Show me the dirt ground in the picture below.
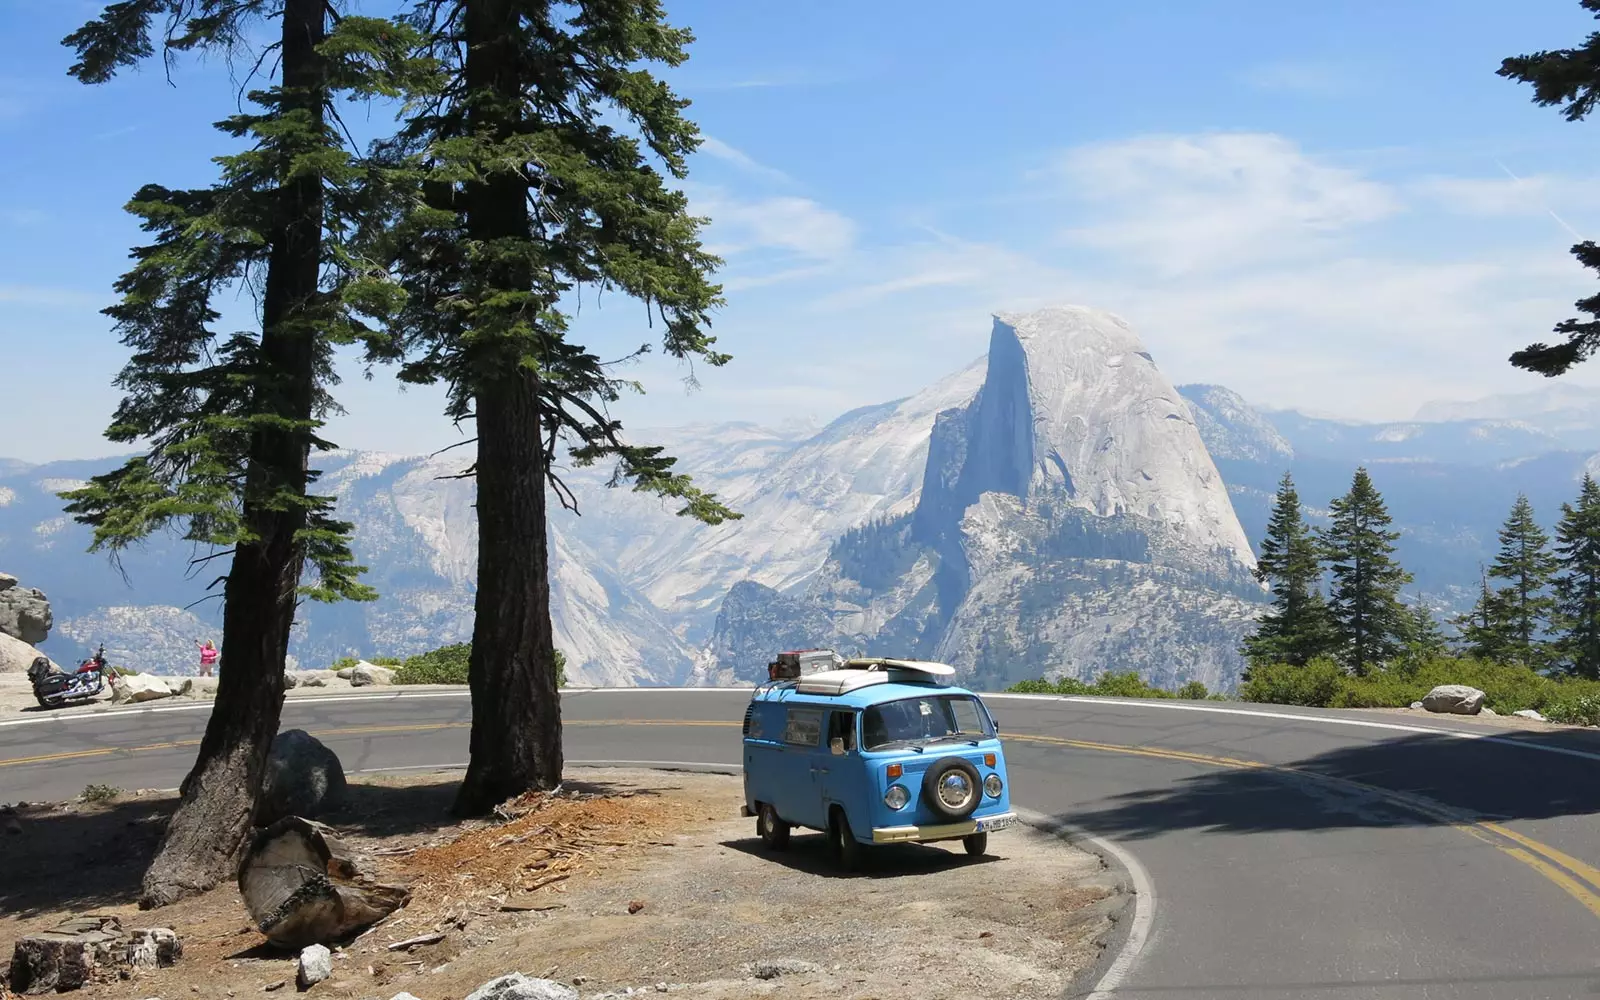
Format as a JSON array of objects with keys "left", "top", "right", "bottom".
[{"left": 0, "top": 768, "right": 1123, "bottom": 1000}]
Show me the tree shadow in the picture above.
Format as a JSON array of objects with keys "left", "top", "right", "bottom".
[
  {"left": 0, "top": 776, "right": 660, "bottom": 922},
  {"left": 721, "top": 831, "right": 999, "bottom": 880},
  {"left": 1056, "top": 727, "right": 1600, "bottom": 842}
]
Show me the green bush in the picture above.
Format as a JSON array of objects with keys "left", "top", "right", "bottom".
[
  {"left": 1238, "top": 658, "right": 1346, "bottom": 707},
  {"left": 1005, "top": 671, "right": 1183, "bottom": 699},
  {"left": 1092, "top": 671, "right": 1175, "bottom": 698},
  {"left": 330, "top": 655, "right": 403, "bottom": 672},
  {"left": 1176, "top": 680, "right": 1211, "bottom": 700},
  {"left": 1543, "top": 691, "right": 1600, "bottom": 726},
  {"left": 1006, "top": 678, "right": 1058, "bottom": 694},
  {"left": 81, "top": 783, "right": 120, "bottom": 803},
  {"left": 393, "top": 643, "right": 567, "bottom": 687}
]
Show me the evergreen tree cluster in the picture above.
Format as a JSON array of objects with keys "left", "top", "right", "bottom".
[{"left": 1246, "top": 468, "right": 1600, "bottom": 680}]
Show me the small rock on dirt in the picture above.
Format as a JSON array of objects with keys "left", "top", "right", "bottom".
[
  {"left": 259, "top": 729, "right": 347, "bottom": 824},
  {"left": 1513, "top": 709, "right": 1546, "bottom": 721},
  {"left": 744, "top": 958, "right": 822, "bottom": 980},
  {"left": 1481, "top": 707, "right": 1498, "bottom": 717},
  {"left": 1409, "top": 701, "right": 1423, "bottom": 710},
  {"left": 1421, "top": 684, "right": 1485, "bottom": 715},
  {"left": 626, "top": 899, "right": 645, "bottom": 914},
  {"left": 126, "top": 928, "right": 182, "bottom": 969},
  {"left": 263, "top": 979, "right": 286, "bottom": 992},
  {"left": 298, "top": 944, "right": 332, "bottom": 988},
  {"left": 463, "top": 973, "right": 579, "bottom": 1000}
]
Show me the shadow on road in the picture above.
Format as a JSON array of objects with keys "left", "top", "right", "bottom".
[{"left": 1032, "top": 727, "right": 1600, "bottom": 841}]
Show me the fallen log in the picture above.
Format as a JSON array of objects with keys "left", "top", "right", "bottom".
[{"left": 239, "top": 816, "right": 410, "bottom": 950}]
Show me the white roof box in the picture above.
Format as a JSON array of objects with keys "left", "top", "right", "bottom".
[{"left": 795, "top": 669, "right": 889, "bottom": 696}]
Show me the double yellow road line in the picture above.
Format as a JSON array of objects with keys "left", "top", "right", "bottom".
[
  {"left": 5, "top": 717, "right": 1598, "bottom": 921},
  {"left": 1011, "top": 731, "right": 1600, "bottom": 920}
]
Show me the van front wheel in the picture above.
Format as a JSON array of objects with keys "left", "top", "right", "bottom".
[
  {"left": 828, "top": 807, "right": 865, "bottom": 872},
  {"left": 757, "top": 803, "right": 790, "bottom": 850},
  {"left": 963, "top": 832, "right": 988, "bottom": 856}
]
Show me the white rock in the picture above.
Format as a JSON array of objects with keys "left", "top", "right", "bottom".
[
  {"left": 388, "top": 994, "right": 425, "bottom": 1000},
  {"left": 335, "top": 666, "right": 357, "bottom": 680},
  {"left": 745, "top": 958, "right": 823, "bottom": 980},
  {"left": 0, "top": 631, "right": 54, "bottom": 675},
  {"left": 176, "top": 677, "right": 218, "bottom": 698},
  {"left": 298, "top": 944, "right": 332, "bottom": 987},
  {"left": 1481, "top": 707, "right": 1498, "bottom": 717},
  {"left": 1421, "top": 684, "right": 1485, "bottom": 715},
  {"left": 282, "top": 671, "right": 299, "bottom": 690},
  {"left": 1409, "top": 701, "right": 1424, "bottom": 710},
  {"left": 111, "top": 673, "right": 173, "bottom": 704},
  {"left": 464, "top": 973, "right": 579, "bottom": 1000},
  {"left": 349, "top": 663, "right": 394, "bottom": 687},
  {"left": 1513, "top": 709, "right": 1546, "bottom": 721}
]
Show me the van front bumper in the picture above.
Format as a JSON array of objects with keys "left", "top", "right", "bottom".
[{"left": 871, "top": 811, "right": 1018, "bottom": 844}]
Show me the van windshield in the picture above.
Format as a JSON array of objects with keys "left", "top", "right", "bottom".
[{"left": 862, "top": 694, "right": 994, "bottom": 751}]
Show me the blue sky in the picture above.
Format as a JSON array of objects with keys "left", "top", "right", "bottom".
[{"left": 5, "top": 0, "right": 1600, "bottom": 462}]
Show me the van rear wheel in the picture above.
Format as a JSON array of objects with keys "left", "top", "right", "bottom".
[
  {"left": 963, "top": 832, "right": 988, "bottom": 856},
  {"left": 757, "top": 803, "right": 790, "bottom": 850}
]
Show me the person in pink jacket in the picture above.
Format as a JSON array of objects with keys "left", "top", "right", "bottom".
[{"left": 196, "top": 639, "right": 219, "bottom": 677}]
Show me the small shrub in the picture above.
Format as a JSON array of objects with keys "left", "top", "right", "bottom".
[
  {"left": 81, "top": 783, "right": 120, "bottom": 803},
  {"left": 1092, "top": 671, "right": 1175, "bottom": 699},
  {"left": 1175, "top": 680, "right": 1210, "bottom": 701},
  {"left": 1544, "top": 691, "right": 1600, "bottom": 727},
  {"left": 1238, "top": 658, "right": 1345, "bottom": 707},
  {"left": 1006, "top": 678, "right": 1057, "bottom": 694},
  {"left": 393, "top": 644, "right": 567, "bottom": 687}
]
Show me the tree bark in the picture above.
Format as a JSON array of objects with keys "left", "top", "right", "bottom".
[
  {"left": 239, "top": 817, "right": 410, "bottom": 949},
  {"left": 140, "top": 0, "right": 327, "bottom": 907},
  {"left": 451, "top": 0, "right": 564, "bottom": 815}
]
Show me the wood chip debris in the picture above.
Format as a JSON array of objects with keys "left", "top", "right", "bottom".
[{"left": 386, "top": 932, "right": 446, "bottom": 951}]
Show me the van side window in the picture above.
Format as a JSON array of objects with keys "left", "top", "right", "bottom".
[
  {"left": 828, "top": 710, "right": 857, "bottom": 752},
  {"left": 783, "top": 708, "right": 823, "bottom": 746}
]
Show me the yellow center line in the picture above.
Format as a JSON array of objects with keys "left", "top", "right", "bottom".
[{"left": 1012, "top": 731, "right": 1600, "bottom": 921}]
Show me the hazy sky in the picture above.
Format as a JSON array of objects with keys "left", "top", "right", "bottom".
[{"left": 6, "top": 0, "right": 1600, "bottom": 462}]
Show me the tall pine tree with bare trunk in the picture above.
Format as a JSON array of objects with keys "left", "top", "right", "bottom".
[
  {"left": 60, "top": 1, "right": 431, "bottom": 906},
  {"left": 380, "top": 0, "right": 736, "bottom": 815}
]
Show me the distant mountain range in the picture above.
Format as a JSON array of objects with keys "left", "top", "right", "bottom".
[{"left": 4, "top": 306, "right": 1598, "bottom": 690}]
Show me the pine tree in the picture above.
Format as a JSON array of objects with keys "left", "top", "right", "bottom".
[
  {"left": 1404, "top": 598, "right": 1447, "bottom": 664},
  {"left": 58, "top": 1, "right": 432, "bottom": 906},
  {"left": 1321, "top": 468, "right": 1413, "bottom": 675},
  {"left": 1241, "top": 473, "right": 1337, "bottom": 667},
  {"left": 1487, "top": 493, "right": 1558, "bottom": 667},
  {"left": 380, "top": 0, "right": 735, "bottom": 814},
  {"left": 1498, "top": 2, "right": 1600, "bottom": 375},
  {"left": 1452, "top": 569, "right": 1513, "bottom": 662},
  {"left": 1554, "top": 474, "right": 1600, "bottom": 677}
]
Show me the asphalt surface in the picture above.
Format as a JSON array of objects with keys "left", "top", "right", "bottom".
[{"left": 3, "top": 688, "right": 1600, "bottom": 999}]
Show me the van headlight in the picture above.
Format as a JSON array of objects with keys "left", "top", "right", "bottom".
[
  {"left": 984, "top": 774, "right": 1003, "bottom": 798},
  {"left": 884, "top": 784, "right": 910, "bottom": 810}
]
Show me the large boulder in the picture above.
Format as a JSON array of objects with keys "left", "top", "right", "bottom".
[
  {"left": 289, "top": 669, "right": 336, "bottom": 688},
  {"left": 465, "top": 974, "right": 579, "bottom": 1000},
  {"left": 1421, "top": 684, "right": 1486, "bottom": 715},
  {"left": 176, "top": 677, "right": 219, "bottom": 698},
  {"left": 0, "top": 572, "right": 51, "bottom": 645},
  {"left": 110, "top": 673, "right": 174, "bottom": 704},
  {"left": 349, "top": 662, "right": 394, "bottom": 687},
  {"left": 259, "top": 729, "right": 346, "bottom": 824},
  {"left": 0, "top": 631, "right": 54, "bottom": 675}
]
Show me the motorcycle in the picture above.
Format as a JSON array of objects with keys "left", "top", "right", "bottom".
[{"left": 27, "top": 644, "right": 112, "bottom": 709}]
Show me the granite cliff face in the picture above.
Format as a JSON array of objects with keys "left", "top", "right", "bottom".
[{"left": 706, "top": 308, "right": 1266, "bottom": 691}]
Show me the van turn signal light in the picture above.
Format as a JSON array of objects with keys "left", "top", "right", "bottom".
[
  {"left": 886, "top": 763, "right": 903, "bottom": 779},
  {"left": 984, "top": 753, "right": 996, "bottom": 767}
]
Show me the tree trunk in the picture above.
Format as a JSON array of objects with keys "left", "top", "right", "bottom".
[
  {"left": 452, "top": 0, "right": 564, "bottom": 816},
  {"left": 239, "top": 817, "right": 410, "bottom": 949},
  {"left": 140, "top": 0, "right": 327, "bottom": 908}
]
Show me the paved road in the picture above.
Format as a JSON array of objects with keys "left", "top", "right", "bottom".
[{"left": 3, "top": 689, "right": 1600, "bottom": 999}]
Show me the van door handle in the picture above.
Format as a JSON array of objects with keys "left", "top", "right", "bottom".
[{"left": 811, "top": 766, "right": 829, "bottom": 775}]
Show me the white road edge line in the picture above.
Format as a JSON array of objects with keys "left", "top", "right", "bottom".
[{"left": 987, "top": 694, "right": 1600, "bottom": 765}]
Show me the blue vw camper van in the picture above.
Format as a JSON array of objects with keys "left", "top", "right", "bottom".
[{"left": 741, "top": 654, "right": 1015, "bottom": 869}]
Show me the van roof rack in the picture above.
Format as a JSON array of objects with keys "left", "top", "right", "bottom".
[{"left": 792, "top": 657, "right": 956, "bottom": 696}]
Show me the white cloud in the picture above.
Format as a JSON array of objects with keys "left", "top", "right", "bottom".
[
  {"left": 1413, "top": 173, "right": 1596, "bottom": 238},
  {"left": 696, "top": 136, "right": 794, "bottom": 186},
  {"left": 1048, "top": 132, "right": 1400, "bottom": 276},
  {"left": 691, "top": 189, "right": 856, "bottom": 262}
]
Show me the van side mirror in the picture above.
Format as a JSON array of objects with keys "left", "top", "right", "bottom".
[
  {"left": 992, "top": 720, "right": 1001, "bottom": 734},
  {"left": 829, "top": 737, "right": 846, "bottom": 756}
]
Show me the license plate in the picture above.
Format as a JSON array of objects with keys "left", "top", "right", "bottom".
[{"left": 978, "top": 814, "right": 1016, "bottom": 833}]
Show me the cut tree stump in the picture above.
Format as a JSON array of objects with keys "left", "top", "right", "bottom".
[
  {"left": 9, "top": 916, "right": 125, "bottom": 994},
  {"left": 239, "top": 816, "right": 411, "bottom": 950}
]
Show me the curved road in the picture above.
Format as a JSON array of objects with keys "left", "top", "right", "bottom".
[{"left": 4, "top": 689, "right": 1600, "bottom": 999}]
